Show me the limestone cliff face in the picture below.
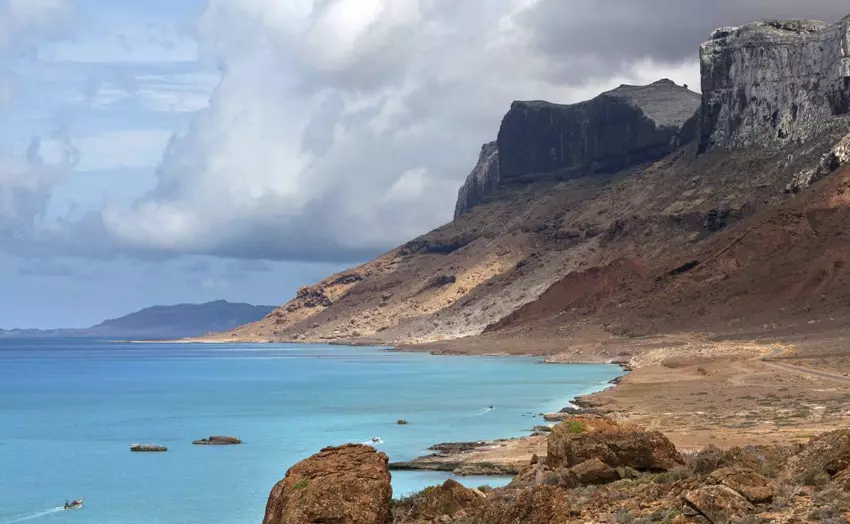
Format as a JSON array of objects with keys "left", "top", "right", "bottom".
[
  {"left": 699, "top": 16, "right": 850, "bottom": 152},
  {"left": 497, "top": 80, "right": 701, "bottom": 182},
  {"left": 454, "top": 142, "right": 499, "bottom": 218}
]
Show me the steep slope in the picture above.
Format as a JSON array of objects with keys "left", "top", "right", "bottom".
[{"left": 220, "top": 13, "right": 850, "bottom": 348}]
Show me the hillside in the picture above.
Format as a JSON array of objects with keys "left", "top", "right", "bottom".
[
  {"left": 1, "top": 300, "right": 275, "bottom": 339},
  {"left": 215, "top": 14, "right": 850, "bottom": 355}
]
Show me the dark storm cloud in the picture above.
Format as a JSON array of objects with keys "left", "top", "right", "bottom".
[{"left": 522, "top": 0, "right": 850, "bottom": 81}]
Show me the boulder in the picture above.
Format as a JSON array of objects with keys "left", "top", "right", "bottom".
[
  {"left": 408, "top": 479, "right": 485, "bottom": 521},
  {"left": 130, "top": 444, "right": 167, "bottom": 452},
  {"left": 699, "top": 15, "right": 850, "bottom": 152},
  {"left": 546, "top": 417, "right": 682, "bottom": 471},
  {"left": 682, "top": 485, "right": 754, "bottom": 524},
  {"left": 192, "top": 435, "right": 242, "bottom": 445},
  {"left": 785, "top": 429, "right": 850, "bottom": 480},
  {"left": 707, "top": 467, "right": 774, "bottom": 504},
  {"left": 397, "top": 419, "right": 409, "bottom": 425},
  {"left": 262, "top": 444, "right": 391, "bottom": 524},
  {"left": 569, "top": 458, "right": 619, "bottom": 486}
]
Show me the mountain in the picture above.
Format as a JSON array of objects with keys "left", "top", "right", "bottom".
[
  {"left": 1, "top": 300, "right": 276, "bottom": 340},
  {"left": 213, "top": 14, "right": 850, "bottom": 352}
]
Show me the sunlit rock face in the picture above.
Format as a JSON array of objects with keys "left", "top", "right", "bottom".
[{"left": 699, "top": 16, "right": 850, "bottom": 152}]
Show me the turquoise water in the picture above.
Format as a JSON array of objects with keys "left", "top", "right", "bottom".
[{"left": 0, "top": 339, "right": 620, "bottom": 524}]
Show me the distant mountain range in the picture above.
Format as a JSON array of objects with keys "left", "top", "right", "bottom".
[{"left": 0, "top": 300, "right": 276, "bottom": 340}]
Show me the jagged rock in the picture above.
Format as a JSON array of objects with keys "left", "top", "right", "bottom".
[
  {"left": 569, "top": 458, "right": 619, "bottom": 485},
  {"left": 455, "top": 141, "right": 500, "bottom": 218},
  {"left": 682, "top": 485, "right": 754, "bottom": 524},
  {"left": 408, "top": 479, "right": 485, "bottom": 521},
  {"left": 130, "top": 444, "right": 167, "bottom": 452},
  {"left": 192, "top": 435, "right": 242, "bottom": 445},
  {"left": 498, "top": 79, "right": 700, "bottom": 182},
  {"left": 785, "top": 428, "right": 850, "bottom": 480},
  {"left": 707, "top": 467, "right": 774, "bottom": 504},
  {"left": 787, "top": 131, "right": 850, "bottom": 191},
  {"left": 546, "top": 417, "right": 682, "bottom": 471},
  {"left": 262, "top": 444, "right": 391, "bottom": 524},
  {"left": 699, "top": 15, "right": 850, "bottom": 152},
  {"left": 397, "top": 419, "right": 409, "bottom": 425}
]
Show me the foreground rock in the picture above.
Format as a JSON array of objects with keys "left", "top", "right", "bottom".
[
  {"left": 130, "top": 444, "right": 167, "bottom": 452},
  {"left": 403, "top": 479, "right": 485, "bottom": 522},
  {"left": 546, "top": 416, "right": 683, "bottom": 471},
  {"left": 263, "top": 444, "right": 391, "bottom": 524},
  {"left": 192, "top": 435, "right": 242, "bottom": 445}
]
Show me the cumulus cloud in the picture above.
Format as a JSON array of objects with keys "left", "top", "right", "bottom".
[{"left": 101, "top": 0, "right": 708, "bottom": 263}]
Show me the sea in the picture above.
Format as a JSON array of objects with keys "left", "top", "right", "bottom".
[{"left": 0, "top": 338, "right": 621, "bottom": 524}]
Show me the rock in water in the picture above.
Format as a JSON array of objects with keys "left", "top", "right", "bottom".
[
  {"left": 262, "top": 444, "right": 391, "bottom": 524},
  {"left": 192, "top": 435, "right": 242, "bottom": 445},
  {"left": 130, "top": 444, "right": 167, "bottom": 452},
  {"left": 497, "top": 79, "right": 700, "bottom": 183},
  {"left": 396, "top": 419, "right": 408, "bottom": 425},
  {"left": 455, "top": 141, "right": 500, "bottom": 218},
  {"left": 699, "top": 16, "right": 850, "bottom": 152}
]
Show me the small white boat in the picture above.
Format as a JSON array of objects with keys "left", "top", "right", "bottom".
[{"left": 63, "top": 499, "right": 83, "bottom": 510}]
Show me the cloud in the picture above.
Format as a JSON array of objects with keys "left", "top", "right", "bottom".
[
  {"left": 71, "top": 129, "right": 173, "bottom": 171},
  {"left": 99, "top": 0, "right": 709, "bottom": 263},
  {"left": 521, "top": 0, "right": 850, "bottom": 83}
]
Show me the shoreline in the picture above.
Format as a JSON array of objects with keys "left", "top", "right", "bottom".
[{"left": 149, "top": 331, "right": 850, "bottom": 470}]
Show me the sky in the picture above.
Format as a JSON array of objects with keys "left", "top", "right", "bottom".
[{"left": 1, "top": 0, "right": 848, "bottom": 328}]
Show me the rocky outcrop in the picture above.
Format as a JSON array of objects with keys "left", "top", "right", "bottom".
[
  {"left": 454, "top": 142, "right": 499, "bottom": 218},
  {"left": 497, "top": 79, "right": 700, "bottom": 182},
  {"left": 706, "top": 467, "right": 774, "bottom": 504},
  {"left": 406, "top": 479, "right": 486, "bottom": 521},
  {"left": 192, "top": 435, "right": 241, "bottom": 445},
  {"left": 130, "top": 444, "right": 166, "bottom": 452},
  {"left": 262, "top": 444, "right": 391, "bottom": 524},
  {"left": 546, "top": 417, "right": 683, "bottom": 471},
  {"left": 785, "top": 428, "right": 850, "bottom": 480},
  {"left": 699, "top": 16, "right": 850, "bottom": 152}
]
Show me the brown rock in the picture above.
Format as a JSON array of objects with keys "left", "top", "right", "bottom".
[
  {"left": 409, "top": 479, "right": 485, "bottom": 521},
  {"left": 262, "top": 444, "right": 391, "bottom": 524},
  {"left": 470, "top": 486, "right": 573, "bottom": 524},
  {"left": 569, "top": 458, "right": 620, "bottom": 485},
  {"left": 682, "top": 485, "right": 754, "bottom": 524},
  {"left": 785, "top": 429, "right": 850, "bottom": 479},
  {"left": 547, "top": 418, "right": 683, "bottom": 471},
  {"left": 707, "top": 467, "right": 774, "bottom": 504},
  {"left": 832, "top": 467, "right": 850, "bottom": 490},
  {"left": 192, "top": 435, "right": 242, "bottom": 445}
]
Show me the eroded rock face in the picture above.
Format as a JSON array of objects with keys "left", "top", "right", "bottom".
[
  {"left": 699, "top": 16, "right": 850, "bottom": 151},
  {"left": 454, "top": 142, "right": 500, "bottom": 218},
  {"left": 262, "top": 444, "right": 391, "bottom": 524},
  {"left": 707, "top": 467, "right": 774, "bottom": 504},
  {"left": 497, "top": 79, "right": 700, "bottom": 182}
]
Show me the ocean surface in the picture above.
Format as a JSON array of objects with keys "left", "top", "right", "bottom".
[{"left": 0, "top": 339, "right": 620, "bottom": 524}]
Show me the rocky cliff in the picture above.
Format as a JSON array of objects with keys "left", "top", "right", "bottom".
[
  {"left": 454, "top": 142, "right": 499, "bottom": 218},
  {"left": 498, "top": 79, "right": 700, "bottom": 182},
  {"left": 213, "top": 11, "right": 850, "bottom": 352},
  {"left": 700, "top": 16, "right": 850, "bottom": 152}
]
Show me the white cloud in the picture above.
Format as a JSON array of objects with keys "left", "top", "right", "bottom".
[
  {"left": 69, "top": 130, "right": 174, "bottom": 171},
  {"left": 90, "top": 0, "right": 709, "bottom": 263}
]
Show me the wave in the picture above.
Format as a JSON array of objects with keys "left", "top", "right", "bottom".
[
  {"left": 360, "top": 437, "right": 384, "bottom": 446},
  {"left": 2, "top": 507, "right": 63, "bottom": 524},
  {"left": 472, "top": 406, "right": 495, "bottom": 416}
]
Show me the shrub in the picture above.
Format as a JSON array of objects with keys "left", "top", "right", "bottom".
[{"left": 564, "top": 420, "right": 586, "bottom": 434}]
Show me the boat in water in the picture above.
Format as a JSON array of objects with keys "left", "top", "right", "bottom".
[{"left": 63, "top": 499, "right": 83, "bottom": 510}]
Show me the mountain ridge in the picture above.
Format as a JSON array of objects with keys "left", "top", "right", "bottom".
[
  {"left": 209, "top": 12, "right": 850, "bottom": 354},
  {"left": 1, "top": 300, "right": 276, "bottom": 340}
]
